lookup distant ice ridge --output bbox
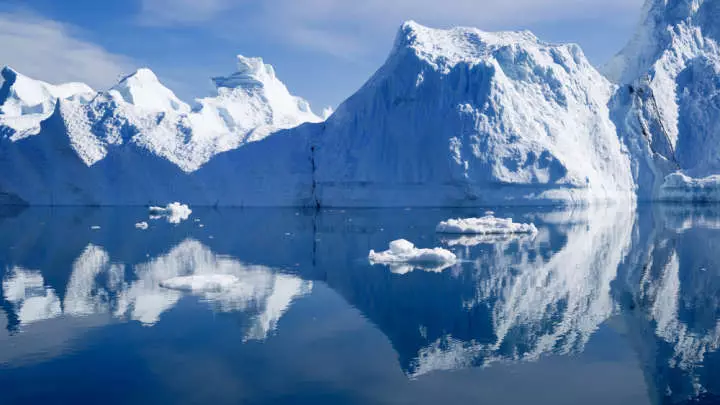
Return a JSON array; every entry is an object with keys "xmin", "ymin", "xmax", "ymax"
[
  {"xmin": 0, "ymin": 67, "xmax": 94, "ymax": 140},
  {"xmin": 369, "ymin": 239, "xmax": 457, "ymax": 274},
  {"xmin": 604, "ymin": 0, "xmax": 720, "ymax": 201},
  {"xmin": 0, "ymin": 55, "xmax": 321, "ymax": 174},
  {"xmin": 436, "ymin": 216, "xmax": 537, "ymax": 235}
]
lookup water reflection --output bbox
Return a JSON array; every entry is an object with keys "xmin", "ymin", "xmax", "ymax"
[{"xmin": 0, "ymin": 205, "xmax": 718, "ymax": 404}]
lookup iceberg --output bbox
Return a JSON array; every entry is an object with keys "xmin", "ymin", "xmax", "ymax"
[
  {"xmin": 0, "ymin": 0, "xmax": 718, "ymax": 206},
  {"xmin": 436, "ymin": 216, "xmax": 537, "ymax": 235},
  {"xmin": 313, "ymin": 21, "xmax": 635, "ymax": 207},
  {"xmin": 605, "ymin": 0, "xmax": 720, "ymax": 201}
]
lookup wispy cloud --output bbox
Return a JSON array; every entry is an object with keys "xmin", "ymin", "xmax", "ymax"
[
  {"xmin": 137, "ymin": 0, "xmax": 644, "ymax": 58},
  {"xmin": 0, "ymin": 11, "xmax": 134, "ymax": 89}
]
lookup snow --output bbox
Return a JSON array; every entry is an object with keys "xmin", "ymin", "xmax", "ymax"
[
  {"xmin": 605, "ymin": 0, "xmax": 720, "ymax": 201},
  {"xmin": 436, "ymin": 216, "xmax": 537, "ymax": 235},
  {"xmin": 0, "ymin": 3, "xmax": 719, "ymax": 206},
  {"xmin": 149, "ymin": 202, "xmax": 192, "ymax": 224},
  {"xmin": 0, "ymin": 66, "xmax": 94, "ymax": 140},
  {"xmin": 314, "ymin": 21, "xmax": 636, "ymax": 206},
  {"xmin": 658, "ymin": 172, "xmax": 720, "ymax": 202},
  {"xmin": 135, "ymin": 221, "xmax": 149, "ymax": 230},
  {"xmin": 369, "ymin": 239, "xmax": 457, "ymax": 274}
]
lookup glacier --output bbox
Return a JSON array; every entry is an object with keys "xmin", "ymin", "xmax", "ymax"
[{"xmin": 0, "ymin": 0, "xmax": 718, "ymax": 207}]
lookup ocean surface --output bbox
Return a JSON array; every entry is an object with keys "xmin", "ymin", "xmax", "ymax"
[{"xmin": 0, "ymin": 205, "xmax": 718, "ymax": 405}]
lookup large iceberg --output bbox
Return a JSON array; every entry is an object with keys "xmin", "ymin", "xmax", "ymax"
[{"xmin": 314, "ymin": 21, "xmax": 635, "ymax": 206}]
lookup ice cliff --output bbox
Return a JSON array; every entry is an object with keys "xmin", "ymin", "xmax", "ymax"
[{"xmin": 605, "ymin": 0, "xmax": 720, "ymax": 201}]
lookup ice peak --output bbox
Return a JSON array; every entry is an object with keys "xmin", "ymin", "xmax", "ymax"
[
  {"xmin": 392, "ymin": 21, "xmax": 542, "ymax": 71},
  {"xmin": 117, "ymin": 68, "xmax": 162, "ymax": 87},
  {"xmin": 211, "ymin": 55, "xmax": 281, "ymax": 90},
  {"xmin": 110, "ymin": 68, "xmax": 189, "ymax": 113}
]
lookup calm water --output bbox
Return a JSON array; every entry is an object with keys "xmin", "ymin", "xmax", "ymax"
[{"xmin": 0, "ymin": 205, "xmax": 718, "ymax": 405}]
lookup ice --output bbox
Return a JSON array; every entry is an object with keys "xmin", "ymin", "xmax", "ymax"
[
  {"xmin": 160, "ymin": 274, "xmax": 240, "ymax": 292},
  {"xmin": 149, "ymin": 202, "xmax": 192, "ymax": 224},
  {"xmin": 604, "ymin": 0, "xmax": 720, "ymax": 201},
  {"xmin": 659, "ymin": 173, "xmax": 720, "ymax": 203},
  {"xmin": 436, "ymin": 216, "xmax": 538, "ymax": 235},
  {"xmin": 0, "ymin": 66, "xmax": 94, "ymax": 140},
  {"xmin": 369, "ymin": 239, "xmax": 457, "ymax": 274},
  {"xmin": 1, "ymin": 2, "xmax": 719, "ymax": 206},
  {"xmin": 135, "ymin": 221, "xmax": 149, "ymax": 230}
]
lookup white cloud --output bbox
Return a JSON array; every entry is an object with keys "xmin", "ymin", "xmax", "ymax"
[
  {"xmin": 138, "ymin": 0, "xmax": 645, "ymax": 58},
  {"xmin": 0, "ymin": 12, "xmax": 134, "ymax": 89}
]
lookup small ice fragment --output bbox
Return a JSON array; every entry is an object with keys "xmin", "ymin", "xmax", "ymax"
[
  {"xmin": 135, "ymin": 222, "xmax": 149, "ymax": 230},
  {"xmin": 369, "ymin": 239, "xmax": 456, "ymax": 274},
  {"xmin": 436, "ymin": 215, "xmax": 537, "ymax": 235},
  {"xmin": 148, "ymin": 202, "xmax": 192, "ymax": 224},
  {"xmin": 90, "ymin": 226, "xmax": 101, "ymax": 230},
  {"xmin": 199, "ymin": 224, "xmax": 205, "ymax": 228}
]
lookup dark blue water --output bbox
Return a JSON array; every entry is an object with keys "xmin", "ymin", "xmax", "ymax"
[{"xmin": 0, "ymin": 205, "xmax": 718, "ymax": 405}]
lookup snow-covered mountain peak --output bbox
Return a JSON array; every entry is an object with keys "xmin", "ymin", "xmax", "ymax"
[
  {"xmin": 393, "ymin": 21, "xmax": 546, "ymax": 72},
  {"xmin": 108, "ymin": 68, "xmax": 189, "ymax": 113}
]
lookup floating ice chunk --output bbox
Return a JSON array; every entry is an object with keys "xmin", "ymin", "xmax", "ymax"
[
  {"xmin": 659, "ymin": 173, "xmax": 720, "ymax": 203},
  {"xmin": 149, "ymin": 202, "xmax": 192, "ymax": 224},
  {"xmin": 369, "ymin": 239, "xmax": 457, "ymax": 274},
  {"xmin": 436, "ymin": 216, "xmax": 537, "ymax": 235},
  {"xmin": 160, "ymin": 274, "xmax": 240, "ymax": 292},
  {"xmin": 90, "ymin": 225, "xmax": 101, "ymax": 230},
  {"xmin": 135, "ymin": 221, "xmax": 149, "ymax": 230}
]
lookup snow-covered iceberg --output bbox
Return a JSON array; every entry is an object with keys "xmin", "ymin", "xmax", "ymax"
[
  {"xmin": 1, "ymin": 0, "xmax": 719, "ymax": 206},
  {"xmin": 314, "ymin": 21, "xmax": 635, "ymax": 207},
  {"xmin": 369, "ymin": 239, "xmax": 457, "ymax": 274},
  {"xmin": 605, "ymin": 0, "xmax": 720, "ymax": 201},
  {"xmin": 436, "ymin": 216, "xmax": 537, "ymax": 235}
]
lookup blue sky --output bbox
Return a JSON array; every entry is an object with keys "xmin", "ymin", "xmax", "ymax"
[{"xmin": 0, "ymin": 0, "xmax": 645, "ymax": 110}]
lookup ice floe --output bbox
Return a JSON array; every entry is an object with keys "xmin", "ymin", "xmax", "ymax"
[
  {"xmin": 436, "ymin": 216, "xmax": 537, "ymax": 235},
  {"xmin": 369, "ymin": 239, "xmax": 457, "ymax": 274}
]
